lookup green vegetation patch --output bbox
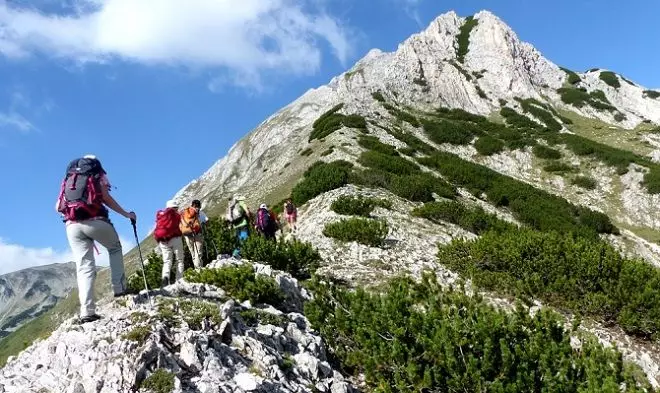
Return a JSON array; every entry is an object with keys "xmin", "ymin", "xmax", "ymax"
[
  {"xmin": 358, "ymin": 150, "xmax": 420, "ymax": 176},
  {"xmin": 381, "ymin": 103, "xmax": 420, "ymax": 127},
  {"xmin": 643, "ymin": 90, "xmax": 660, "ymax": 99},
  {"xmin": 310, "ymin": 104, "xmax": 367, "ymax": 141},
  {"xmin": 599, "ymin": 71, "xmax": 621, "ymax": 88},
  {"xmin": 371, "ymin": 91, "xmax": 386, "ymax": 102},
  {"xmin": 331, "ymin": 195, "xmax": 392, "ymax": 217},
  {"xmin": 358, "ymin": 135, "xmax": 399, "ymax": 156},
  {"xmin": 418, "ymin": 151, "xmax": 617, "ymax": 236},
  {"xmin": 412, "ymin": 201, "xmax": 515, "ymax": 235},
  {"xmin": 305, "ymin": 273, "xmax": 654, "ymax": 392},
  {"xmin": 439, "ymin": 229, "xmax": 660, "ymax": 339},
  {"xmin": 560, "ymin": 66, "xmax": 581, "ymax": 85},
  {"xmin": 323, "ymin": 217, "xmax": 389, "ymax": 247},
  {"xmin": 572, "ymin": 176, "xmax": 598, "ymax": 190},
  {"xmin": 457, "ymin": 16, "xmax": 479, "ymax": 63},
  {"xmin": 291, "ymin": 160, "xmax": 353, "ymax": 205},
  {"xmin": 557, "ymin": 87, "xmax": 616, "ymax": 112},
  {"xmin": 533, "ymin": 145, "xmax": 562, "ymax": 159},
  {"xmin": 140, "ymin": 369, "xmax": 175, "ymax": 393},
  {"xmin": 241, "ymin": 236, "xmax": 321, "ymax": 279},
  {"xmin": 184, "ymin": 264, "xmax": 285, "ymax": 307},
  {"xmin": 421, "ymin": 118, "xmax": 480, "ymax": 145},
  {"xmin": 515, "ymin": 97, "xmax": 562, "ymax": 131}
]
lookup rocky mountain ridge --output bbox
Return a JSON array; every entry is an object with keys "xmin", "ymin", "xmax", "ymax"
[
  {"xmin": 171, "ymin": 10, "xmax": 660, "ymax": 216},
  {"xmin": 0, "ymin": 263, "xmax": 78, "ymax": 340}
]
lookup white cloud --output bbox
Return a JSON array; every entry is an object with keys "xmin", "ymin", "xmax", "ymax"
[
  {"xmin": 0, "ymin": 237, "xmax": 73, "ymax": 275},
  {"xmin": 0, "ymin": 111, "xmax": 34, "ymax": 132},
  {"xmin": 0, "ymin": 0, "xmax": 355, "ymax": 90},
  {"xmin": 0, "ymin": 234, "xmax": 136, "ymax": 276}
]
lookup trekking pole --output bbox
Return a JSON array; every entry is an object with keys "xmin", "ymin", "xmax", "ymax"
[{"xmin": 131, "ymin": 218, "xmax": 153, "ymax": 307}]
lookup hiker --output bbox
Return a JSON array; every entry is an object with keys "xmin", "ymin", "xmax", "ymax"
[
  {"xmin": 55, "ymin": 155, "xmax": 136, "ymax": 323},
  {"xmin": 154, "ymin": 200, "xmax": 184, "ymax": 287},
  {"xmin": 255, "ymin": 203, "xmax": 279, "ymax": 241},
  {"xmin": 227, "ymin": 195, "xmax": 251, "ymax": 257},
  {"xmin": 179, "ymin": 199, "xmax": 207, "ymax": 270},
  {"xmin": 283, "ymin": 198, "xmax": 298, "ymax": 232}
]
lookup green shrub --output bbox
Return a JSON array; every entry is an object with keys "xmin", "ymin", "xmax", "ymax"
[
  {"xmin": 599, "ymin": 71, "xmax": 621, "ymax": 88},
  {"xmin": 418, "ymin": 152, "xmax": 617, "ymax": 235},
  {"xmin": 543, "ymin": 162, "xmax": 577, "ymax": 173},
  {"xmin": 457, "ymin": 16, "xmax": 478, "ymax": 63},
  {"xmin": 561, "ymin": 134, "xmax": 636, "ymax": 174},
  {"xmin": 320, "ymin": 147, "xmax": 334, "ymax": 157},
  {"xmin": 203, "ymin": 217, "xmax": 239, "ymax": 257},
  {"xmin": 560, "ymin": 67, "xmax": 581, "ymax": 85},
  {"xmin": 240, "ymin": 235, "xmax": 321, "ymax": 279},
  {"xmin": 305, "ymin": 273, "xmax": 653, "ymax": 393},
  {"xmin": 140, "ymin": 369, "xmax": 175, "ymax": 393},
  {"xmin": 358, "ymin": 150, "xmax": 420, "ymax": 176},
  {"xmin": 300, "ymin": 148, "xmax": 313, "ymax": 156},
  {"xmin": 372, "ymin": 91, "xmax": 386, "ymax": 102},
  {"xmin": 614, "ymin": 112, "xmax": 627, "ymax": 122},
  {"xmin": 127, "ymin": 252, "xmax": 166, "ymax": 293},
  {"xmin": 421, "ymin": 119, "xmax": 479, "ymax": 145},
  {"xmin": 449, "ymin": 61, "xmax": 473, "ymax": 81},
  {"xmin": 184, "ymin": 264, "xmax": 285, "ymax": 307},
  {"xmin": 390, "ymin": 172, "xmax": 457, "ymax": 202},
  {"xmin": 383, "ymin": 127, "xmax": 436, "ymax": 155},
  {"xmin": 412, "ymin": 201, "xmax": 515, "ymax": 234},
  {"xmin": 358, "ymin": 135, "xmax": 399, "ymax": 156},
  {"xmin": 434, "ymin": 108, "xmax": 489, "ymax": 124},
  {"xmin": 309, "ymin": 104, "xmax": 366, "ymax": 141},
  {"xmin": 349, "ymin": 168, "xmax": 395, "ymax": 190},
  {"xmin": 323, "ymin": 217, "xmax": 389, "ymax": 247},
  {"xmin": 515, "ymin": 98, "xmax": 562, "ymax": 131},
  {"xmin": 122, "ymin": 325, "xmax": 151, "ymax": 344},
  {"xmin": 331, "ymin": 195, "xmax": 392, "ymax": 217},
  {"xmin": 643, "ymin": 90, "xmax": 660, "ymax": 99},
  {"xmin": 240, "ymin": 309, "xmax": 288, "ymax": 327},
  {"xmin": 382, "ymin": 103, "xmax": 420, "ymax": 127},
  {"xmin": 291, "ymin": 161, "xmax": 352, "ymax": 205},
  {"xmin": 558, "ymin": 114, "xmax": 574, "ymax": 124},
  {"xmin": 499, "ymin": 107, "xmax": 543, "ymax": 131},
  {"xmin": 438, "ymin": 229, "xmax": 660, "ymax": 339},
  {"xmin": 474, "ymin": 84, "xmax": 487, "ymax": 99},
  {"xmin": 557, "ymin": 87, "xmax": 616, "ymax": 112},
  {"xmin": 572, "ymin": 176, "xmax": 598, "ymax": 190},
  {"xmin": 533, "ymin": 145, "xmax": 562, "ymax": 159},
  {"xmin": 474, "ymin": 135, "xmax": 504, "ymax": 156}
]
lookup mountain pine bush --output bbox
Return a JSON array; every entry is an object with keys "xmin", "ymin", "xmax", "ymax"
[
  {"xmin": 572, "ymin": 175, "xmax": 598, "ymax": 190},
  {"xmin": 358, "ymin": 135, "xmax": 399, "ymax": 156},
  {"xmin": 533, "ymin": 144, "xmax": 562, "ymax": 159},
  {"xmin": 457, "ymin": 16, "xmax": 478, "ymax": 63},
  {"xmin": 599, "ymin": 71, "xmax": 621, "ymax": 88},
  {"xmin": 184, "ymin": 264, "xmax": 285, "ymax": 307},
  {"xmin": 412, "ymin": 201, "xmax": 515, "ymax": 234},
  {"xmin": 390, "ymin": 172, "xmax": 457, "ymax": 202},
  {"xmin": 358, "ymin": 150, "xmax": 420, "ymax": 175},
  {"xmin": 381, "ymin": 103, "xmax": 420, "ymax": 127},
  {"xmin": 291, "ymin": 160, "xmax": 353, "ymax": 205},
  {"xmin": 438, "ymin": 229, "xmax": 660, "ymax": 339},
  {"xmin": 421, "ymin": 119, "xmax": 479, "ymax": 145},
  {"xmin": 240, "ymin": 235, "xmax": 321, "ymax": 279},
  {"xmin": 474, "ymin": 135, "xmax": 505, "ymax": 156},
  {"xmin": 305, "ymin": 272, "xmax": 653, "ymax": 393},
  {"xmin": 560, "ymin": 66, "xmax": 581, "ymax": 85},
  {"xmin": 515, "ymin": 98, "xmax": 563, "ymax": 131},
  {"xmin": 643, "ymin": 90, "xmax": 660, "ymax": 99},
  {"xmin": 309, "ymin": 104, "xmax": 367, "ymax": 141},
  {"xmin": 331, "ymin": 195, "xmax": 392, "ymax": 217},
  {"xmin": 323, "ymin": 217, "xmax": 389, "ymax": 247},
  {"xmin": 418, "ymin": 152, "xmax": 617, "ymax": 235},
  {"xmin": 127, "ymin": 252, "xmax": 166, "ymax": 293}
]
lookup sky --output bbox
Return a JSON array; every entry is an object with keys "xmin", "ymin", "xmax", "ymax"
[{"xmin": 0, "ymin": 0, "xmax": 658, "ymax": 275}]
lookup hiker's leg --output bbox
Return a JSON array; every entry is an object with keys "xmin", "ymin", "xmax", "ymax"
[
  {"xmin": 66, "ymin": 223, "xmax": 96, "ymax": 317},
  {"xmin": 160, "ymin": 240, "xmax": 173, "ymax": 282},
  {"xmin": 88, "ymin": 219, "xmax": 126, "ymax": 296},
  {"xmin": 172, "ymin": 236, "xmax": 185, "ymax": 280},
  {"xmin": 193, "ymin": 234, "xmax": 204, "ymax": 269}
]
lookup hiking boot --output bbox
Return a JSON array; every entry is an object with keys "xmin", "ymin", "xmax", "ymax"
[{"xmin": 78, "ymin": 314, "xmax": 101, "ymax": 324}]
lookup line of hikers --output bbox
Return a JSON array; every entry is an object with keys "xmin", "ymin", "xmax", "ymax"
[
  {"xmin": 152, "ymin": 196, "xmax": 298, "ymax": 287},
  {"xmin": 55, "ymin": 155, "xmax": 298, "ymax": 324}
]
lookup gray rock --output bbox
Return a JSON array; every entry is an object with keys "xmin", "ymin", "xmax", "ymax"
[{"xmin": 234, "ymin": 372, "xmax": 260, "ymax": 391}]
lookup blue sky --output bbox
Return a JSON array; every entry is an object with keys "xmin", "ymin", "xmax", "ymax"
[{"xmin": 0, "ymin": 0, "xmax": 658, "ymax": 274}]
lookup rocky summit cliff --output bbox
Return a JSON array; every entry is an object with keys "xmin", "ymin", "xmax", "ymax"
[
  {"xmin": 4, "ymin": 8, "xmax": 660, "ymax": 393},
  {"xmin": 0, "ymin": 263, "xmax": 77, "ymax": 340}
]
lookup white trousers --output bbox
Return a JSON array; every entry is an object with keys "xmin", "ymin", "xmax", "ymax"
[
  {"xmin": 159, "ymin": 236, "xmax": 184, "ymax": 281},
  {"xmin": 65, "ymin": 219, "xmax": 125, "ymax": 317},
  {"xmin": 184, "ymin": 233, "xmax": 204, "ymax": 270}
]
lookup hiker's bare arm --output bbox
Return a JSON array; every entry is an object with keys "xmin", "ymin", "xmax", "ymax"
[{"xmin": 101, "ymin": 187, "xmax": 135, "ymax": 220}]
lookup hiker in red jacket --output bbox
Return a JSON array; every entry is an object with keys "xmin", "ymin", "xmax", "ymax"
[{"xmin": 154, "ymin": 200, "xmax": 184, "ymax": 287}]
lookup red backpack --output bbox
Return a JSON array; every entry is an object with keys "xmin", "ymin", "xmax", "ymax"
[{"xmin": 154, "ymin": 208, "xmax": 182, "ymax": 242}]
